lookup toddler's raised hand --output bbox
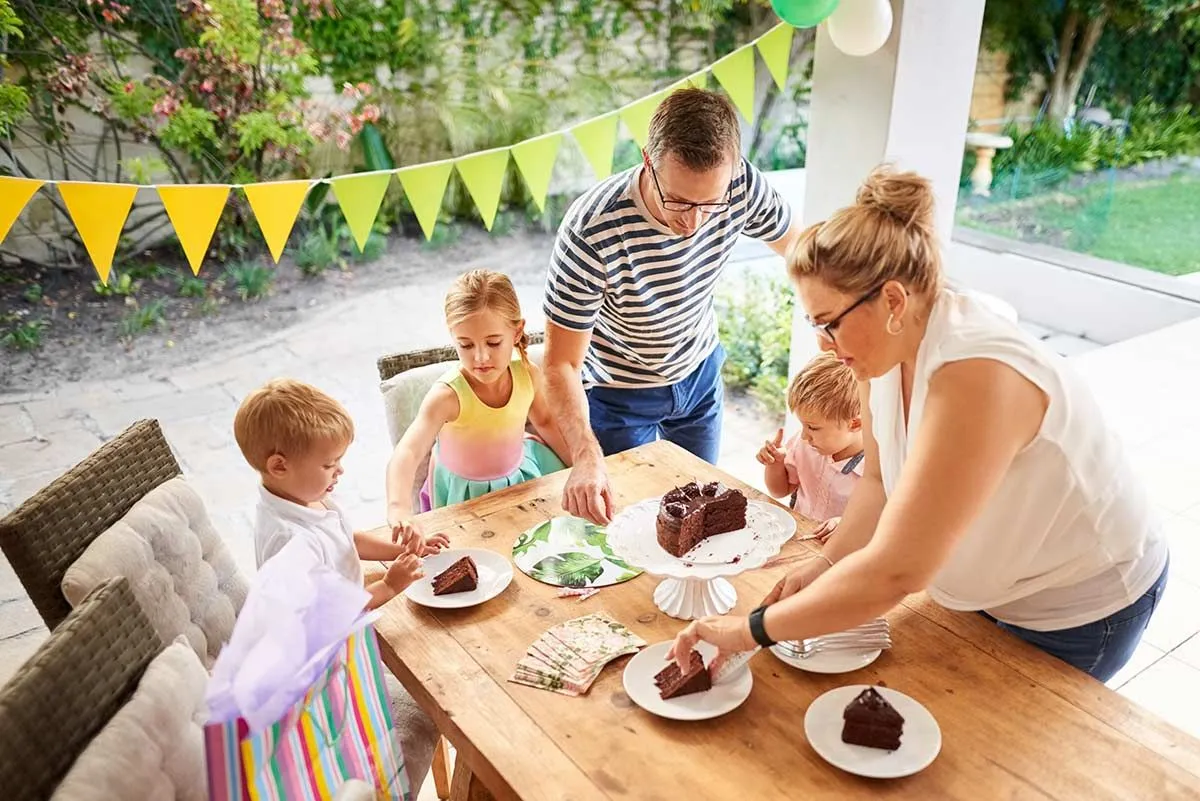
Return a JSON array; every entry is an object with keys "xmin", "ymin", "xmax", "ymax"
[
  {"xmin": 384, "ymin": 553, "xmax": 424, "ymax": 593},
  {"xmin": 415, "ymin": 532, "xmax": 450, "ymax": 556},
  {"xmin": 756, "ymin": 428, "xmax": 785, "ymax": 466}
]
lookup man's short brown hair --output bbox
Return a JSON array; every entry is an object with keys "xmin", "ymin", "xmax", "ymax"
[
  {"xmin": 787, "ymin": 352, "xmax": 860, "ymax": 423},
  {"xmin": 233, "ymin": 379, "xmax": 354, "ymax": 472},
  {"xmin": 646, "ymin": 87, "xmax": 741, "ymax": 171}
]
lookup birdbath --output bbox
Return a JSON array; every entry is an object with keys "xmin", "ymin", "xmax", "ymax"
[{"xmin": 964, "ymin": 131, "xmax": 1014, "ymax": 197}]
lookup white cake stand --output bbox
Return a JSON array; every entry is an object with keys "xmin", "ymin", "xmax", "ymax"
[{"xmin": 605, "ymin": 498, "xmax": 796, "ymax": 620}]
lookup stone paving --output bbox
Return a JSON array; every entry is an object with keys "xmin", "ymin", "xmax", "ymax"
[{"xmin": 3, "ymin": 245, "xmax": 1198, "ymax": 744}]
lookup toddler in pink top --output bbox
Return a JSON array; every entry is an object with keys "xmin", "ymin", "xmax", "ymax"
[{"xmin": 757, "ymin": 352, "xmax": 864, "ymax": 540}]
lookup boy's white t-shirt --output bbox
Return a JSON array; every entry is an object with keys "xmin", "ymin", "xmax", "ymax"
[{"xmin": 254, "ymin": 485, "xmax": 363, "ymax": 584}]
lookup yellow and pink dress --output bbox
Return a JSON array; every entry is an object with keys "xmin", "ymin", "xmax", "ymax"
[{"xmin": 419, "ymin": 358, "xmax": 567, "ymax": 512}]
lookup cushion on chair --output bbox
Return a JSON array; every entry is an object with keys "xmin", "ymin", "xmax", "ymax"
[
  {"xmin": 51, "ymin": 638, "xmax": 209, "ymax": 801},
  {"xmin": 61, "ymin": 477, "xmax": 248, "ymax": 668}
]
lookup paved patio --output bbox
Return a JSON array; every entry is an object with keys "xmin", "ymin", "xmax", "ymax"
[{"xmin": 2, "ymin": 244, "xmax": 1197, "ymax": 744}]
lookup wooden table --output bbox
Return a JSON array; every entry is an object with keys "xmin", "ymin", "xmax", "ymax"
[{"xmin": 374, "ymin": 441, "xmax": 1200, "ymax": 800}]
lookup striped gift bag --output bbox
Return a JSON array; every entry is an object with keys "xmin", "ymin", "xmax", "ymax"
[{"xmin": 205, "ymin": 627, "xmax": 410, "ymax": 801}]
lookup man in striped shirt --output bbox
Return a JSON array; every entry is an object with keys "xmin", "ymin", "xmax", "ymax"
[{"xmin": 543, "ymin": 88, "xmax": 801, "ymax": 524}]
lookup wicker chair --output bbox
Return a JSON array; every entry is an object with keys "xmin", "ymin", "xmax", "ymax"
[
  {"xmin": 0, "ymin": 420, "xmax": 182, "ymax": 630},
  {"xmin": 0, "ymin": 577, "xmax": 162, "ymax": 801},
  {"xmin": 376, "ymin": 331, "xmax": 546, "ymax": 382}
]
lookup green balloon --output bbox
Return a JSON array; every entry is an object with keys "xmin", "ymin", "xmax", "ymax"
[{"xmin": 770, "ymin": 0, "xmax": 840, "ymax": 28}]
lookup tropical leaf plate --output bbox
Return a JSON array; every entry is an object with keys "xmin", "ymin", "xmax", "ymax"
[{"xmin": 512, "ymin": 516, "xmax": 644, "ymax": 588}]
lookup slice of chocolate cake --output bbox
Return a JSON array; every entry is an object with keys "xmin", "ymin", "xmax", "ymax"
[
  {"xmin": 656, "ymin": 481, "xmax": 748, "ymax": 558},
  {"xmin": 841, "ymin": 687, "xmax": 905, "ymax": 750},
  {"xmin": 431, "ymin": 556, "xmax": 478, "ymax": 595},
  {"xmin": 653, "ymin": 651, "xmax": 712, "ymax": 699}
]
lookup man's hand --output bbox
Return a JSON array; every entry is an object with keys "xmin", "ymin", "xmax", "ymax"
[
  {"xmin": 756, "ymin": 428, "xmax": 785, "ymax": 466},
  {"xmin": 562, "ymin": 453, "xmax": 615, "ymax": 524}
]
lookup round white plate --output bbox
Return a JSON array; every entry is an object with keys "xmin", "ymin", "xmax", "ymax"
[
  {"xmin": 804, "ymin": 685, "xmax": 942, "ymax": 779},
  {"xmin": 622, "ymin": 641, "xmax": 752, "ymax": 721},
  {"xmin": 769, "ymin": 643, "xmax": 882, "ymax": 674},
  {"xmin": 403, "ymin": 549, "xmax": 513, "ymax": 609},
  {"xmin": 605, "ymin": 497, "xmax": 796, "ymax": 580}
]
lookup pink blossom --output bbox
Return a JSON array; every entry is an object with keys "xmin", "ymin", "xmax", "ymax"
[
  {"xmin": 200, "ymin": 79, "xmax": 214, "ymax": 93},
  {"xmin": 361, "ymin": 104, "xmax": 380, "ymax": 123},
  {"xmin": 335, "ymin": 131, "xmax": 352, "ymax": 150}
]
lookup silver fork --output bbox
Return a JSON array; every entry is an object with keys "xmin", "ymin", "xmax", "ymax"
[{"xmin": 777, "ymin": 635, "xmax": 892, "ymax": 659}]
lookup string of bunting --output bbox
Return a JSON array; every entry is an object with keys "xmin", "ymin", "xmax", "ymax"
[{"xmin": 0, "ymin": 23, "xmax": 798, "ymax": 284}]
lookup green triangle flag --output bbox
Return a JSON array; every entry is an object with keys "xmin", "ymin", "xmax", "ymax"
[
  {"xmin": 712, "ymin": 46, "xmax": 756, "ymax": 122},
  {"xmin": 396, "ymin": 162, "xmax": 453, "ymax": 240},
  {"xmin": 511, "ymin": 133, "xmax": 562, "ymax": 213},
  {"xmin": 331, "ymin": 172, "xmax": 392, "ymax": 251},
  {"xmin": 756, "ymin": 23, "xmax": 794, "ymax": 91},
  {"xmin": 673, "ymin": 71, "xmax": 708, "ymax": 91},
  {"xmin": 570, "ymin": 114, "xmax": 620, "ymax": 180},
  {"xmin": 455, "ymin": 149, "xmax": 511, "ymax": 231},
  {"xmin": 620, "ymin": 90, "xmax": 667, "ymax": 150}
]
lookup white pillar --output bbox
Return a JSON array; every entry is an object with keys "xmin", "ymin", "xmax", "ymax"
[{"xmin": 787, "ymin": 0, "xmax": 986, "ymax": 378}]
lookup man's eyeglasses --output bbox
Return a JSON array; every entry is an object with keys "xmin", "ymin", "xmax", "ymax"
[
  {"xmin": 648, "ymin": 163, "xmax": 732, "ymax": 213},
  {"xmin": 809, "ymin": 284, "xmax": 884, "ymax": 344}
]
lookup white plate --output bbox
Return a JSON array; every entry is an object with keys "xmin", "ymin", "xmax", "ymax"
[
  {"xmin": 403, "ymin": 549, "xmax": 513, "ymax": 609},
  {"xmin": 804, "ymin": 685, "xmax": 942, "ymax": 779},
  {"xmin": 622, "ymin": 641, "xmax": 752, "ymax": 721},
  {"xmin": 769, "ymin": 643, "xmax": 882, "ymax": 674}
]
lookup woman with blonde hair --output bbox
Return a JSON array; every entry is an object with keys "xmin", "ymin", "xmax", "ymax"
[
  {"xmin": 385, "ymin": 269, "xmax": 569, "ymax": 542},
  {"xmin": 670, "ymin": 165, "xmax": 1168, "ymax": 681}
]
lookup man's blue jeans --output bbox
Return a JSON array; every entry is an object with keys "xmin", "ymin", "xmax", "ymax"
[{"xmin": 586, "ymin": 345, "xmax": 725, "ymax": 465}]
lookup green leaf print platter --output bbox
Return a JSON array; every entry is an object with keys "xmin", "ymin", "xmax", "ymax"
[{"xmin": 512, "ymin": 516, "xmax": 644, "ymax": 588}]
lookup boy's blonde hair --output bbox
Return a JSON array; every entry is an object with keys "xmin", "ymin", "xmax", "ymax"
[
  {"xmin": 233, "ymin": 379, "xmax": 354, "ymax": 472},
  {"xmin": 444, "ymin": 269, "xmax": 529, "ymax": 361},
  {"xmin": 787, "ymin": 352, "xmax": 860, "ymax": 422}
]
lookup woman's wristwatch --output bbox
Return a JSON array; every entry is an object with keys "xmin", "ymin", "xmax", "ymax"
[{"xmin": 748, "ymin": 605, "xmax": 776, "ymax": 648}]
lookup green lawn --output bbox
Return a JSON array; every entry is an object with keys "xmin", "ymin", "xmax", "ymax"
[{"xmin": 959, "ymin": 175, "xmax": 1200, "ymax": 276}]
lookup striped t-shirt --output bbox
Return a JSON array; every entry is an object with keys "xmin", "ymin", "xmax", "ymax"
[{"xmin": 543, "ymin": 158, "xmax": 792, "ymax": 388}]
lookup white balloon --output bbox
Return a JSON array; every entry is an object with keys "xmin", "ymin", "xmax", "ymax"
[{"xmin": 827, "ymin": 0, "xmax": 894, "ymax": 57}]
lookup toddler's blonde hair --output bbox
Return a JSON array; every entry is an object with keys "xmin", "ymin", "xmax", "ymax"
[
  {"xmin": 444, "ymin": 269, "xmax": 529, "ymax": 361},
  {"xmin": 233, "ymin": 379, "xmax": 354, "ymax": 472},
  {"xmin": 787, "ymin": 352, "xmax": 860, "ymax": 423}
]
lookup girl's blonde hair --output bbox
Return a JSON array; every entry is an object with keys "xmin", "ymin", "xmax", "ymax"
[
  {"xmin": 444, "ymin": 269, "xmax": 529, "ymax": 361},
  {"xmin": 788, "ymin": 164, "xmax": 943, "ymax": 296}
]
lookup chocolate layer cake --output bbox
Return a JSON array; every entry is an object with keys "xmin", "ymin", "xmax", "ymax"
[
  {"xmin": 656, "ymin": 481, "xmax": 748, "ymax": 558},
  {"xmin": 841, "ymin": 687, "xmax": 904, "ymax": 750},
  {"xmin": 431, "ymin": 556, "xmax": 478, "ymax": 595},
  {"xmin": 654, "ymin": 651, "xmax": 712, "ymax": 699}
]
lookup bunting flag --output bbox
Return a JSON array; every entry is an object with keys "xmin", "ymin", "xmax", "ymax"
[
  {"xmin": 620, "ymin": 90, "xmax": 668, "ymax": 150},
  {"xmin": 396, "ymin": 161, "xmax": 453, "ymax": 240},
  {"xmin": 672, "ymin": 71, "xmax": 710, "ymax": 91},
  {"xmin": 331, "ymin": 172, "xmax": 392, "ymax": 251},
  {"xmin": 510, "ymin": 133, "xmax": 562, "ymax": 213},
  {"xmin": 242, "ymin": 180, "xmax": 312, "ymax": 264},
  {"xmin": 570, "ymin": 113, "xmax": 620, "ymax": 181},
  {"xmin": 757, "ymin": 22, "xmax": 795, "ymax": 91},
  {"xmin": 156, "ymin": 184, "xmax": 230, "ymax": 275},
  {"xmin": 0, "ymin": 177, "xmax": 44, "ymax": 245},
  {"xmin": 711, "ymin": 46, "xmax": 757, "ymax": 122},
  {"xmin": 455, "ymin": 149, "xmax": 511, "ymax": 231},
  {"xmin": 57, "ymin": 182, "xmax": 139, "ymax": 284}
]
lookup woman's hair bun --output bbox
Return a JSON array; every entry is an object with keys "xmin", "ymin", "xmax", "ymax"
[{"xmin": 855, "ymin": 164, "xmax": 935, "ymax": 233}]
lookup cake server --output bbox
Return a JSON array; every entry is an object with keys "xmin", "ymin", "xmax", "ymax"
[{"xmin": 708, "ymin": 647, "xmax": 760, "ymax": 683}]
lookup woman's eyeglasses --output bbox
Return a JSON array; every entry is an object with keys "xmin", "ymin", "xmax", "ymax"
[{"xmin": 809, "ymin": 284, "xmax": 885, "ymax": 344}]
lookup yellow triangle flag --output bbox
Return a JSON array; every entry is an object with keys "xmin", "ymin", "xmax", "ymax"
[
  {"xmin": 712, "ymin": 46, "xmax": 756, "ymax": 122},
  {"xmin": 570, "ymin": 114, "xmax": 620, "ymax": 181},
  {"xmin": 511, "ymin": 133, "xmax": 562, "ymax": 214},
  {"xmin": 756, "ymin": 23, "xmax": 794, "ymax": 91},
  {"xmin": 455, "ymin": 149, "xmax": 511, "ymax": 231},
  {"xmin": 57, "ymin": 182, "xmax": 139, "ymax": 284},
  {"xmin": 242, "ymin": 180, "xmax": 311, "ymax": 263},
  {"xmin": 156, "ymin": 184, "xmax": 230, "ymax": 275},
  {"xmin": 672, "ymin": 71, "xmax": 709, "ymax": 92},
  {"xmin": 331, "ymin": 172, "xmax": 392, "ymax": 251},
  {"xmin": 396, "ymin": 162, "xmax": 453, "ymax": 241},
  {"xmin": 0, "ymin": 177, "xmax": 44, "ymax": 246},
  {"xmin": 620, "ymin": 90, "xmax": 667, "ymax": 150}
]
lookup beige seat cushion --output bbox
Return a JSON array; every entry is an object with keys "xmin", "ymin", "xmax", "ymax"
[
  {"xmin": 51, "ymin": 640, "xmax": 209, "ymax": 801},
  {"xmin": 62, "ymin": 477, "xmax": 248, "ymax": 668},
  {"xmin": 380, "ymin": 345, "xmax": 545, "ymax": 510}
]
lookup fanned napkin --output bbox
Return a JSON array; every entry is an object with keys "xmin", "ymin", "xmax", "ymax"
[{"xmin": 509, "ymin": 612, "xmax": 645, "ymax": 696}]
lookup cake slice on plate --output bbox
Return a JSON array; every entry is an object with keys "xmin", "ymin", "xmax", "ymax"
[
  {"xmin": 432, "ymin": 556, "xmax": 478, "ymax": 595},
  {"xmin": 653, "ymin": 650, "xmax": 712, "ymax": 699},
  {"xmin": 841, "ymin": 686, "xmax": 905, "ymax": 750},
  {"xmin": 655, "ymin": 480, "xmax": 748, "ymax": 558}
]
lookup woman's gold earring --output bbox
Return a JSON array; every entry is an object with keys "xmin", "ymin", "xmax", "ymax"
[{"xmin": 886, "ymin": 314, "xmax": 903, "ymax": 336}]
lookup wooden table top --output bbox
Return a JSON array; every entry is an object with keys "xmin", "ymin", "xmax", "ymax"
[{"xmin": 373, "ymin": 440, "xmax": 1200, "ymax": 801}]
